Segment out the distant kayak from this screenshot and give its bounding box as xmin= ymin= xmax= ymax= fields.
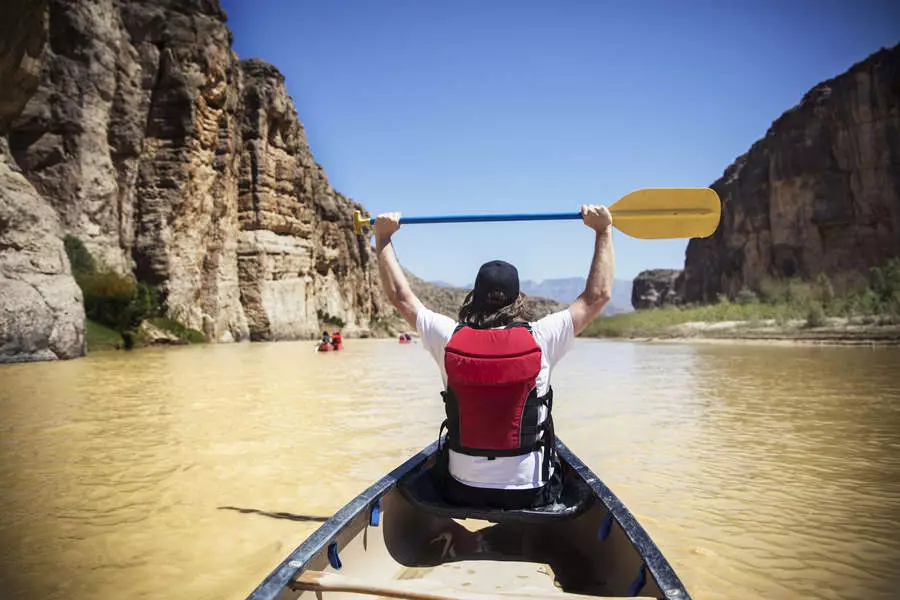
xmin=398 ymin=334 xmax=413 ymax=344
xmin=316 ymin=341 xmax=343 ymax=352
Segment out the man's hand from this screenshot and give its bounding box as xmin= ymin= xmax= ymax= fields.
xmin=581 ymin=205 xmax=612 ymax=233
xmin=374 ymin=212 xmax=401 ymax=247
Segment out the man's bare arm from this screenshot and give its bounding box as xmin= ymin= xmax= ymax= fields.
xmin=374 ymin=213 xmax=425 ymax=329
xmin=569 ymin=205 xmax=614 ymax=335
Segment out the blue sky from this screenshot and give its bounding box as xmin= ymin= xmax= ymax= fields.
xmin=220 ymin=0 xmax=899 ymax=286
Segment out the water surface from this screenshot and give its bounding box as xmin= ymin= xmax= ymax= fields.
xmin=1 ymin=339 xmax=898 ymax=599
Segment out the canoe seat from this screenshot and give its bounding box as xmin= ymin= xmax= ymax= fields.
xmin=397 ymin=463 xmax=594 ymax=524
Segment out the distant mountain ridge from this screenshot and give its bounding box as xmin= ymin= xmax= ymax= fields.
xmin=407 ymin=270 xmax=565 ymax=322
xmin=429 ymin=277 xmax=634 ymax=314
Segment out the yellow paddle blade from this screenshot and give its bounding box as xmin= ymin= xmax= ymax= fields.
xmin=609 ymin=188 xmax=721 ymax=240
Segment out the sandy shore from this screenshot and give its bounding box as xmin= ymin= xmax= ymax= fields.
xmin=613 ymin=318 xmax=900 ymax=347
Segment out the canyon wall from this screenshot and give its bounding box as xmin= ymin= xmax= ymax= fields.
xmin=5 ymin=0 xmax=399 ymax=357
xmin=0 ymin=0 xmax=85 ymax=362
xmin=680 ymin=45 xmax=900 ymax=303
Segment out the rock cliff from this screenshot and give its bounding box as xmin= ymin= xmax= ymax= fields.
xmin=237 ymin=59 xmax=390 ymax=340
xmin=681 ymin=45 xmax=900 ymax=303
xmin=0 ymin=0 xmax=85 ymax=362
xmin=631 ymin=269 xmax=682 ymax=309
xmin=6 ymin=0 xmax=400 ymax=353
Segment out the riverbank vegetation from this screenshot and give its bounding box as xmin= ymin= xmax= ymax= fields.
xmin=584 ymin=260 xmax=900 ymax=342
xmin=64 ymin=236 xmax=205 ymax=352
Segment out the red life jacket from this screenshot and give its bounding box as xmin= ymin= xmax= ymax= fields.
xmin=441 ymin=323 xmax=554 ymax=460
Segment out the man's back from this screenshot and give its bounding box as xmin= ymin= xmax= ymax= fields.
xmin=417 ymin=308 xmax=575 ymax=491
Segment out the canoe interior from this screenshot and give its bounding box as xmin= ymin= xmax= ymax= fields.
xmin=247 ymin=440 xmax=689 ymax=600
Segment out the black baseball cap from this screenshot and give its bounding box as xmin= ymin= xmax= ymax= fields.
xmin=472 ymin=260 xmax=519 ymax=306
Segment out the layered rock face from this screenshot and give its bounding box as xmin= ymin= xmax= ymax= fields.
xmin=0 ymin=0 xmax=85 ymax=362
xmin=237 ymin=59 xmax=393 ymax=340
xmin=7 ymin=0 xmax=399 ymax=349
xmin=631 ymin=269 xmax=682 ymax=309
xmin=681 ymin=45 xmax=900 ymax=303
xmin=11 ymin=0 xmax=251 ymax=341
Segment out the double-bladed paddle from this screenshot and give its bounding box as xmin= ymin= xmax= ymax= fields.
xmin=353 ymin=187 xmax=721 ymax=240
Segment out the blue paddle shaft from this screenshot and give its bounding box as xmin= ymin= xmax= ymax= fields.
xmin=367 ymin=212 xmax=582 ymax=226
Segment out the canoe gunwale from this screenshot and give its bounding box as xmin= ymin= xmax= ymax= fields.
xmin=245 ymin=442 xmax=437 ymax=600
xmin=244 ymin=439 xmax=691 ymax=600
xmin=555 ymin=440 xmax=690 ymax=600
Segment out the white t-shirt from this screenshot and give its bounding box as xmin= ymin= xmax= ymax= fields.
xmin=416 ymin=308 xmax=575 ymax=490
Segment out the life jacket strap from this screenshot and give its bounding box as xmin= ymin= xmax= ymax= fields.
xmin=437 ymin=418 xmax=448 ymax=454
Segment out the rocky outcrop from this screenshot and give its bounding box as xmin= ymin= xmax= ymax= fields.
xmin=137 ymin=320 xmax=185 ymax=345
xmin=681 ymin=45 xmax=900 ymax=303
xmin=6 ymin=0 xmax=402 ymax=355
xmin=632 ymin=269 xmax=682 ymax=309
xmin=0 ymin=0 xmax=85 ymax=363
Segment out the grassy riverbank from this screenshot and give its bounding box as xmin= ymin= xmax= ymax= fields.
xmin=84 ymin=318 xmax=207 ymax=353
xmin=583 ymin=263 xmax=900 ymax=344
xmin=85 ymin=319 xmax=127 ymax=352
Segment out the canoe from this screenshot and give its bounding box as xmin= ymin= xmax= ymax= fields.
xmin=317 ymin=343 xmax=332 ymax=352
xmin=245 ymin=439 xmax=690 ymax=600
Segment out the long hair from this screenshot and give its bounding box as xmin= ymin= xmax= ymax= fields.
xmin=458 ymin=290 xmax=528 ymax=329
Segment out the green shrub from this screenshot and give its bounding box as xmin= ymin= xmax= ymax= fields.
xmin=804 ymin=303 xmax=827 ymax=328
xmin=64 ymin=235 xmax=96 ymax=279
xmin=758 ymin=278 xmax=789 ymax=304
xmin=85 ymin=319 xmax=124 ymax=351
xmin=786 ymin=280 xmax=815 ymax=304
xmin=63 ymin=235 xmax=163 ymax=333
xmin=132 ymin=282 xmax=162 ymax=321
xmin=870 ymin=259 xmax=900 ymax=312
xmin=317 ymin=309 xmax=346 ymax=329
xmin=79 ymin=270 xmax=139 ymax=331
xmin=814 ymin=273 xmax=835 ymax=305
xmin=735 ymin=287 xmax=758 ymax=305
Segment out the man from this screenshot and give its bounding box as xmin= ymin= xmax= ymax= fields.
xmin=374 ymin=205 xmax=613 ymax=509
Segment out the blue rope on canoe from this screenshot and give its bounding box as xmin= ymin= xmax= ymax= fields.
xmin=369 ymin=498 xmax=382 ymax=527
xmin=597 ymin=512 xmax=614 ymax=541
xmin=327 ymin=541 xmax=342 ymax=570
xmin=626 ymin=564 xmax=646 ymax=596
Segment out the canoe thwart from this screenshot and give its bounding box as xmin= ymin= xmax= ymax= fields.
xmin=291 ymin=570 xmax=656 ymax=600
xmin=397 ymin=462 xmax=595 ymax=524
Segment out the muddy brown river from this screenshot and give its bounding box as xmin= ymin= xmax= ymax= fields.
xmin=1 ymin=339 xmax=898 ymax=599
